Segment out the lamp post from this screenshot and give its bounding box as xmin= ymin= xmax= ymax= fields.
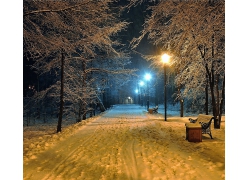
xmin=145 ymin=73 xmax=151 ymax=111
xmin=135 ymin=89 xmax=139 ymax=104
xmin=162 ymin=53 xmax=171 ymax=121
xmin=139 ymin=81 xmax=144 ymax=106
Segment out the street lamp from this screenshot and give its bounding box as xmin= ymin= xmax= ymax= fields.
xmin=162 ymin=53 xmax=171 ymax=121
xmin=144 ymin=73 xmax=151 ymax=111
xmin=139 ymin=81 xmax=144 ymax=86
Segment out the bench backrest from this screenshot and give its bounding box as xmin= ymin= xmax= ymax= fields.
xmin=197 ymin=114 xmax=214 ymax=123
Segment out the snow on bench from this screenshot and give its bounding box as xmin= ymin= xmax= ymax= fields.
xmin=186 ymin=114 xmax=215 ymax=139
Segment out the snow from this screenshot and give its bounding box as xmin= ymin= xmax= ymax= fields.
xmin=22 ymin=104 xmax=226 ymax=180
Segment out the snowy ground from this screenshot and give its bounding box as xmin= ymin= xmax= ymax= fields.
xmin=23 ymin=104 xmax=225 ymax=180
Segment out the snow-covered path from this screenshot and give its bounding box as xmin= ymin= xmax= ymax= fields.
xmin=23 ymin=104 xmax=225 ymax=180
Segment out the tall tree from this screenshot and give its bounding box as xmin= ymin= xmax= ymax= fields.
xmin=24 ymin=0 xmax=135 ymax=132
xmin=131 ymin=0 xmax=225 ymax=127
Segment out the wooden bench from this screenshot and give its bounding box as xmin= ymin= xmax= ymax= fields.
xmin=152 ymin=106 xmax=158 ymax=113
xmin=148 ymin=106 xmax=158 ymax=114
xmin=185 ymin=114 xmax=215 ymax=139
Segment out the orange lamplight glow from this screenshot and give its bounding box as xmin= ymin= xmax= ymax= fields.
xmin=161 ymin=53 xmax=171 ymax=64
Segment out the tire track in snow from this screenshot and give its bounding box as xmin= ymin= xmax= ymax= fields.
xmin=120 ymin=138 xmax=139 ymax=180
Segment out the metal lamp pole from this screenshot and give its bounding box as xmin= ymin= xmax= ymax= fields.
xmin=139 ymin=81 xmax=144 ymax=106
xmin=147 ymin=80 xmax=149 ymax=110
xmin=162 ymin=53 xmax=170 ymax=121
xmin=164 ymin=64 xmax=167 ymax=121
xmin=145 ymin=73 xmax=151 ymax=111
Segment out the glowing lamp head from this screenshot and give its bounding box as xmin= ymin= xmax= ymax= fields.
xmin=139 ymin=81 xmax=144 ymax=86
xmin=145 ymin=73 xmax=151 ymax=81
xmin=162 ymin=53 xmax=171 ymax=64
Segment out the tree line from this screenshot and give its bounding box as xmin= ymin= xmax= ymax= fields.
xmin=23 ymin=0 xmax=225 ymax=131
xmin=23 ymin=0 xmax=137 ymax=132
xmin=131 ymin=0 xmax=225 ymax=128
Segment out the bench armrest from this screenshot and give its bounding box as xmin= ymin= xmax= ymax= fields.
xmin=199 ymin=117 xmax=215 ymax=129
xmin=199 ymin=122 xmax=209 ymax=129
xmin=189 ymin=118 xmax=198 ymax=123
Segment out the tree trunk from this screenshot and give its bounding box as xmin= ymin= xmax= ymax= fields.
xmin=37 ymin=75 xmax=40 ymax=119
xmin=82 ymin=112 xmax=86 ymax=120
xmin=89 ymin=103 xmax=93 ymax=117
xmin=210 ymin=34 xmax=220 ymax=128
xmin=57 ymin=50 xmax=65 ymax=133
xmin=103 ymin=90 xmax=107 ymax=110
xmin=97 ymin=95 xmax=106 ymax=112
xmin=178 ymin=88 xmax=184 ymax=117
xmin=205 ymin=75 xmax=209 ymax=115
xmin=82 ymin=61 xmax=87 ymax=120
xmin=219 ymin=76 xmax=225 ymax=127
xmin=77 ymin=100 xmax=82 ymax=123
xmin=211 ymin=77 xmax=219 ymax=128
xmin=180 ymin=99 xmax=184 ymax=117
xmin=215 ymin=74 xmax=220 ymax=128
xmin=93 ymin=103 xmax=96 ymax=116
xmin=205 ymin=62 xmax=219 ymax=128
